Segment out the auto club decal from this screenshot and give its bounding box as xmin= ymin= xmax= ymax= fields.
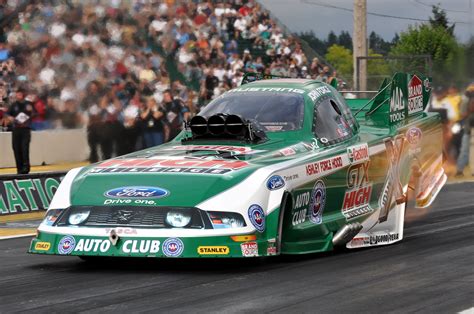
xmin=248 ymin=204 xmax=265 ymax=232
xmin=58 ymin=235 xmax=76 ymax=255
xmin=378 ymin=136 xmax=405 ymax=223
xmin=162 ymin=238 xmax=184 ymax=257
xmin=341 ymin=161 xmax=373 ymax=220
xmin=309 ymin=180 xmax=326 ymax=224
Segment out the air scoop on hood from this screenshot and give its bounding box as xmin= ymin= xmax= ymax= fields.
xmin=184 ymin=114 xmax=268 ymax=143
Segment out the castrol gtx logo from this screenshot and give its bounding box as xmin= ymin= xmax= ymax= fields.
xmin=104 ymin=186 xmax=169 ymax=199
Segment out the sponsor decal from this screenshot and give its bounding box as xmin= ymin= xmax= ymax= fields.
xmin=103 ymin=199 xmax=157 ymax=205
xmin=283 ymin=173 xmax=299 ymax=182
xmin=378 ymin=136 xmax=405 ymax=222
xmin=34 ymin=242 xmax=51 ymax=251
xmin=369 ymin=233 xmax=399 ymax=245
xmin=308 ymin=86 xmax=331 ymax=101
xmin=408 ymin=75 xmax=423 ymax=115
xmin=74 ymin=239 xmax=112 ymax=253
xmin=292 ymin=191 xmax=310 ymax=226
xmin=423 ymin=78 xmax=431 ymax=92
xmin=104 ymin=186 xmax=169 ymax=199
xmin=341 ymin=162 xmax=374 ymax=220
xmin=406 ymin=127 xmax=422 ymax=156
xmin=248 ymin=204 xmax=265 ymax=232
xmin=0 ymin=175 xmax=61 ymax=214
xmin=266 ymin=175 xmax=285 ymax=191
xmin=162 ymin=238 xmax=184 ymax=257
xmin=104 ymin=228 xmax=137 ymax=235
xmin=197 ymin=246 xmax=229 ymax=255
xmin=347 ymin=143 xmax=369 ymax=164
xmin=227 ymin=87 xmax=305 ymax=94
xmin=266 ymin=238 xmax=277 ymax=256
xmin=167 ymin=145 xmax=263 ymax=155
xmin=406 ymin=127 xmax=422 ymax=146
xmin=90 ymin=158 xmax=249 ymax=175
xmin=309 ymin=180 xmax=326 ymax=224
xmin=122 ymin=239 xmax=160 ymax=254
xmin=58 ymin=235 xmax=76 ymax=255
xmin=349 ymin=236 xmax=370 ymax=247
xmin=279 ymin=147 xmax=296 ymax=156
xmin=305 ymin=155 xmax=343 ymax=176
xmin=241 ymin=241 xmax=258 ymax=257
xmin=390 ymin=86 xmax=405 ymax=123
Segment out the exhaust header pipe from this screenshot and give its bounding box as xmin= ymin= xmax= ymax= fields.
xmin=332 ymin=222 xmax=363 ymax=246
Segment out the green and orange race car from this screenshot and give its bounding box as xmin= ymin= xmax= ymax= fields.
xmin=29 ymin=72 xmax=446 ymax=258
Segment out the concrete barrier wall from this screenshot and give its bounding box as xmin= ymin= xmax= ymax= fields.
xmin=0 ymin=129 xmax=89 ymax=168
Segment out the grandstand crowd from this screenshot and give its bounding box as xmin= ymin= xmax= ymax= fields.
xmin=0 ymin=0 xmax=337 ymax=161
xmin=0 ymin=0 xmax=472 ymax=177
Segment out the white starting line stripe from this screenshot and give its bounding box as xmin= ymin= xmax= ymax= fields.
xmin=459 ymin=307 xmax=474 ymax=314
xmin=0 ymin=233 xmax=36 ymax=240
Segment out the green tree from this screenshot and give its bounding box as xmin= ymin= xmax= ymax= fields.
xmin=390 ymin=24 xmax=465 ymax=85
xmin=337 ymin=31 xmax=352 ymax=51
xmin=429 ymin=5 xmax=455 ymax=36
xmin=299 ymin=30 xmax=327 ymax=55
xmin=326 ymin=31 xmax=338 ymax=48
xmin=325 ymin=44 xmax=353 ymax=85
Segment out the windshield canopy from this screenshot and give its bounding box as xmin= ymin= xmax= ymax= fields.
xmin=199 ymin=91 xmax=305 ymax=132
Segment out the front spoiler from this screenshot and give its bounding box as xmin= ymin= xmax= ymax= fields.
xmin=28 ymin=232 xmax=277 ymax=258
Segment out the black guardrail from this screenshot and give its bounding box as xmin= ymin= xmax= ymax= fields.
xmin=0 ymin=172 xmax=66 ymax=215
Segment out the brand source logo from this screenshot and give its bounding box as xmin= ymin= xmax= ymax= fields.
xmin=241 ymin=242 xmax=258 ymax=257
xmin=266 ymin=175 xmax=285 ymax=190
xmin=162 ymin=238 xmax=184 ymax=257
xmin=248 ymin=204 xmax=265 ymax=232
xmin=58 ymin=235 xmax=76 ymax=255
xmin=104 ymin=186 xmax=169 ymax=199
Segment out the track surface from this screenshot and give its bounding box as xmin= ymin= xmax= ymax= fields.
xmin=0 ymin=183 xmax=473 ymax=313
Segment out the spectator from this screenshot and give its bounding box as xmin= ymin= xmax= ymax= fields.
xmin=30 ymin=93 xmax=49 ymax=130
xmin=162 ymin=89 xmax=189 ymax=141
xmin=6 ymin=88 xmax=34 ymax=174
xmin=455 ymin=84 xmax=474 ymax=177
xmin=140 ymin=97 xmax=165 ymax=148
xmin=119 ymin=91 xmax=142 ymax=154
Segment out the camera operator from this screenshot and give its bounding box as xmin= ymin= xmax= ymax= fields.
xmin=6 ymin=88 xmax=35 ymax=174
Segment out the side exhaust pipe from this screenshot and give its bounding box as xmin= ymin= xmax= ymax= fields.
xmin=332 ymin=223 xmax=363 ymax=246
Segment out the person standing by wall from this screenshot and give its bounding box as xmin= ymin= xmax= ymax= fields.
xmin=6 ymin=88 xmax=35 ymax=174
xmin=162 ymin=89 xmax=190 ymax=141
xmin=140 ymin=97 xmax=165 ymax=148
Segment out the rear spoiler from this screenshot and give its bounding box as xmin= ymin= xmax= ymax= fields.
xmin=356 ymin=72 xmax=432 ymax=125
xmin=241 ymin=72 xmax=288 ymax=85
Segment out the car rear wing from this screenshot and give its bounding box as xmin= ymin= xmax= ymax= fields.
xmin=351 ymin=72 xmax=432 ymax=125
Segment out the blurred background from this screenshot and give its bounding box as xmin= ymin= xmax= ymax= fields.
xmin=0 ymin=0 xmax=472 ymax=177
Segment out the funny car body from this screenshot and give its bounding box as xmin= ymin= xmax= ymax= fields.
xmin=29 ymin=72 xmax=446 ymax=259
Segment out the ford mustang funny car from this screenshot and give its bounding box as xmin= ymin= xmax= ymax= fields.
xmin=29 ymin=72 xmax=446 ymax=258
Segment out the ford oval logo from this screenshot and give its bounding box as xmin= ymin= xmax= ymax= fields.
xmin=266 ymin=175 xmax=285 ymax=190
xmin=104 ymin=186 xmax=169 ymax=199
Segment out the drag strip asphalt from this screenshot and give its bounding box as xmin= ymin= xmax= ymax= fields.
xmin=0 ymin=182 xmax=473 ymax=313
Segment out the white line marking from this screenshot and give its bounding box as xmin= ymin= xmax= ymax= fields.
xmin=458 ymin=307 xmax=474 ymax=314
xmin=0 ymin=233 xmax=35 ymax=240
